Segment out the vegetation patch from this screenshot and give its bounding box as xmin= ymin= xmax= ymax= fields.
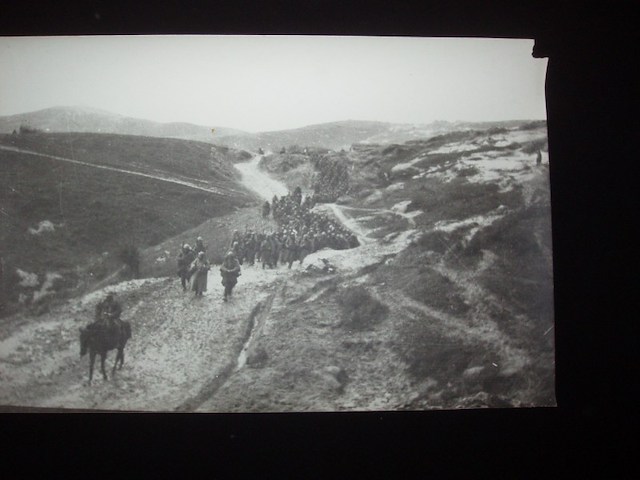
xmin=0 ymin=148 xmax=246 ymax=316
xmin=406 ymin=178 xmax=521 ymax=225
xmin=337 ymin=286 xmax=389 ymax=330
xmin=404 ymin=267 xmax=470 ymax=316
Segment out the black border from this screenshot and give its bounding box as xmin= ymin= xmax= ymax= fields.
xmin=1 ymin=1 xmax=637 ymax=476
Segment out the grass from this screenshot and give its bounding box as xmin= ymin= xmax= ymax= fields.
xmin=337 ymin=285 xmax=389 ymax=330
xmin=406 ymin=177 xmax=522 ymax=225
xmin=0 ymin=141 xmax=251 ymax=315
xmin=0 ymin=132 xmax=246 ymax=188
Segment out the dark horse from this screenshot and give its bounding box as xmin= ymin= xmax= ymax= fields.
xmin=79 ymin=320 xmax=131 ymax=383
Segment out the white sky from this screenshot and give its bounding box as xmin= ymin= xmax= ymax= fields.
xmin=0 ymin=36 xmax=547 ymax=133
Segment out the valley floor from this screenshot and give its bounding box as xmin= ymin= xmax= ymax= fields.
xmin=0 ymin=147 xmax=555 ymax=411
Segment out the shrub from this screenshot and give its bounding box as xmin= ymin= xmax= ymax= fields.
xmin=118 ymin=244 xmax=141 ymax=278
xmin=519 ymin=120 xmax=546 ymax=131
xmin=337 ymin=286 xmax=389 ymax=330
xmin=521 ymin=138 xmax=548 ymax=154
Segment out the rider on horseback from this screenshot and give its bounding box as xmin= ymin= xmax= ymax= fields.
xmin=94 ymin=293 xmax=123 ymax=329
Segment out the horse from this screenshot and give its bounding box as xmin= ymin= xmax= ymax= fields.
xmin=79 ymin=319 xmax=131 ymax=383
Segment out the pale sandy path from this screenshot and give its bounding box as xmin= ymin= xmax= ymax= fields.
xmin=234 ymin=155 xmax=289 ymax=200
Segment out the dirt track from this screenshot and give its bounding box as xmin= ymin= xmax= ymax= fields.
xmin=0 ymin=142 xmax=554 ymax=411
xmin=0 ymin=145 xmax=246 ymax=197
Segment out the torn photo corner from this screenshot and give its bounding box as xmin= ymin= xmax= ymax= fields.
xmin=0 ymin=35 xmax=553 ymax=412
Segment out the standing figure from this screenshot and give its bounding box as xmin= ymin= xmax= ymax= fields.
xmin=260 ymin=235 xmax=274 ymax=269
xmin=244 ymin=233 xmax=257 ymax=266
xmin=536 ymin=149 xmax=542 ymax=165
xmin=232 ymin=241 xmax=243 ymax=265
xmin=189 ymin=251 xmax=210 ymax=297
xmin=220 ymin=251 xmax=241 ymax=302
xmin=177 ymin=244 xmax=196 ymax=291
xmin=285 ymin=234 xmax=297 ymax=269
xmin=194 ymin=236 xmax=207 ymax=256
xmin=229 ymin=230 xmax=242 ymax=250
xmin=293 ymin=186 xmax=302 ymax=206
xmin=298 ymin=235 xmax=312 ymax=265
xmin=272 ymin=233 xmax=283 ymax=267
xmin=262 ymin=201 xmax=271 ymax=218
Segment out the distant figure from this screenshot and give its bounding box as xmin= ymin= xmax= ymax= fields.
xmin=262 ymin=201 xmax=271 ymax=218
xmin=177 ymin=244 xmax=196 ymax=291
xmin=293 ymin=186 xmax=302 ymax=206
xmin=220 ymin=251 xmax=241 ymax=302
xmin=11 ymin=129 xmax=17 ymax=135
xmin=194 ymin=236 xmax=207 ymax=255
xmin=189 ymin=251 xmax=210 ymax=297
xmin=536 ymin=150 xmax=542 ymax=165
xmin=280 ymin=147 xmax=286 ymax=154
xmin=229 ymin=230 xmax=241 ymax=249
xmin=258 ymin=147 xmax=264 ymax=155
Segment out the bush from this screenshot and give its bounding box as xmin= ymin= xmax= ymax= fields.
xmin=521 ymin=138 xmax=548 ymax=154
xmin=118 ymin=244 xmax=140 ymax=278
xmin=337 ymin=286 xmax=389 ymax=330
xmin=519 ymin=120 xmax=546 ymax=131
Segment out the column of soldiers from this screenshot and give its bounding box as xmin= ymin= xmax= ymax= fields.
xmin=173 ymin=185 xmax=360 ymax=302
xmin=232 ymin=186 xmax=360 ymax=271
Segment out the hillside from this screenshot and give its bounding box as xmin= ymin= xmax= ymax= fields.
xmin=0 ymin=120 xmax=554 ymax=412
xmin=216 ymin=119 xmax=546 ymax=152
xmin=0 ymin=106 xmax=248 ymax=143
xmin=0 ymin=132 xmax=257 ymax=317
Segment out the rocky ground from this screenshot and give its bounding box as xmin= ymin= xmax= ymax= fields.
xmin=0 ymin=125 xmax=555 ymax=411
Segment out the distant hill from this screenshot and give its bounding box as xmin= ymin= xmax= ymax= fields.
xmin=0 ymin=106 xmax=545 ymax=153
xmin=0 ymin=106 xmax=249 ymax=143
xmin=216 ymin=119 xmax=546 ymax=152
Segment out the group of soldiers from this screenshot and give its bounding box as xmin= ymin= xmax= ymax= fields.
xmin=176 ymin=236 xmax=241 ymax=301
xmin=310 ymin=156 xmax=351 ymax=203
xmin=235 ymin=188 xmax=360 ymax=270
xmin=172 ymin=186 xmax=359 ymax=301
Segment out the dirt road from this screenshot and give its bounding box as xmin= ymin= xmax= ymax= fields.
xmin=0 ymin=145 xmax=246 ymax=197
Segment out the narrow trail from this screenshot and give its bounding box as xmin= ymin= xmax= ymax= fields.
xmin=0 ymin=145 xmax=247 ymax=197
xmin=323 ymin=203 xmax=373 ymax=244
xmin=234 ymin=155 xmax=289 ymax=200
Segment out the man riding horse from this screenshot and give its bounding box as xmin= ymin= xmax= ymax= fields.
xmin=81 ymin=292 xmax=130 ymax=382
xmin=94 ymin=293 xmax=122 ymax=328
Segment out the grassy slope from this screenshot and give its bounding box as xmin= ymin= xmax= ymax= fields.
xmin=0 ymin=133 xmax=257 ymax=316
xmin=247 ymin=124 xmax=554 ymax=408
xmin=0 ymin=132 xmax=252 ymax=188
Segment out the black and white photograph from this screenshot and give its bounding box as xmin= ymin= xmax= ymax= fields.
xmin=0 ymin=35 xmax=553 ymax=412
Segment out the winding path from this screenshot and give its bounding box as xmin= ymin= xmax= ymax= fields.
xmin=0 ymin=145 xmax=246 ymax=197
xmin=234 ymin=155 xmax=289 ymax=200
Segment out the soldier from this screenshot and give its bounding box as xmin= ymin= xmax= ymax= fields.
xmin=244 ymin=232 xmax=257 ymax=266
xmin=94 ymin=293 xmax=122 ymax=329
xmin=229 ymin=230 xmax=242 ymax=249
xmin=536 ymin=149 xmax=542 ymax=165
xmin=280 ymin=234 xmax=290 ymax=265
xmin=298 ymin=234 xmax=312 ymax=265
xmin=194 ymin=237 xmax=207 ymax=256
xmin=177 ymin=244 xmax=196 ymax=291
xmin=262 ymin=201 xmax=271 ymax=218
xmin=220 ymin=251 xmax=241 ymax=302
xmin=272 ymin=233 xmax=282 ymax=267
xmin=286 ymin=235 xmax=299 ymax=269
xmin=260 ymin=235 xmax=274 ymax=269
xmin=189 ymin=251 xmax=210 ymax=297
xmin=255 ymin=232 xmax=265 ymax=263
xmin=232 ymin=241 xmax=243 ymax=264
xmin=293 ymin=186 xmax=302 ymax=206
